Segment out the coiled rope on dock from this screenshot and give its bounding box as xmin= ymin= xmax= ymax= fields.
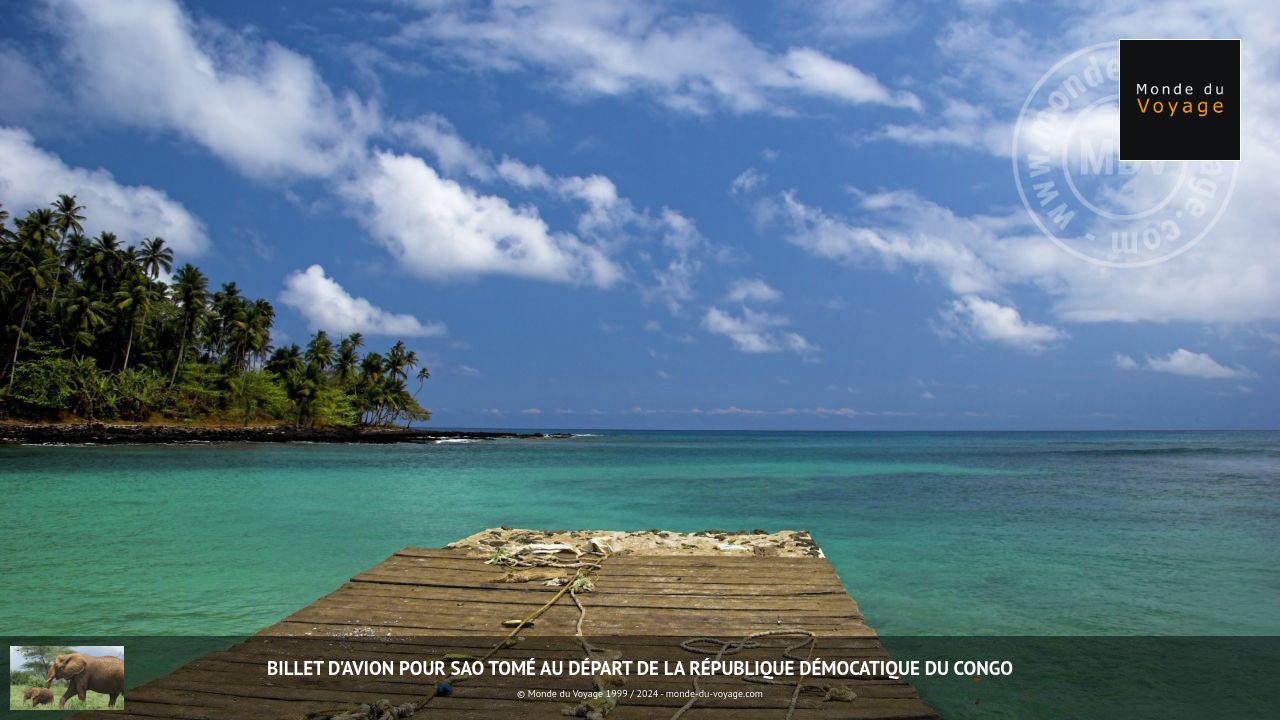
xmin=297 ymin=546 xmax=610 ymax=720
xmin=669 ymin=630 xmax=857 ymax=720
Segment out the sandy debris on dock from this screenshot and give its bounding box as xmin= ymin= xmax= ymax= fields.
xmin=447 ymin=527 xmax=824 ymax=558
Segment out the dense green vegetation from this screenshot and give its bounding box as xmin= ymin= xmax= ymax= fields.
xmin=0 ymin=195 xmax=429 ymax=427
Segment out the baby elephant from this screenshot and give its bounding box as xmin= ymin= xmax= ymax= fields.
xmin=24 ymin=686 xmax=54 ymax=707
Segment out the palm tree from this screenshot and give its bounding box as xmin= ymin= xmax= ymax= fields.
xmin=51 ymin=195 xmax=85 ymax=248
xmin=385 ymin=340 xmax=418 ymax=382
xmin=266 ymin=344 xmax=303 ymax=377
xmin=244 ymin=299 xmax=275 ymax=370
xmin=414 ymin=366 xmax=430 ymax=398
xmin=61 ymin=287 xmax=109 ymax=359
xmin=4 ymin=210 xmax=59 ymax=389
xmin=333 ymin=335 xmax=361 ymax=387
xmin=283 ymin=366 xmax=319 ymax=428
xmin=81 ymin=231 xmax=123 ymax=293
xmin=63 ymin=233 xmax=92 ymax=277
xmin=208 ymin=282 xmax=242 ymax=363
xmin=169 ymin=263 xmax=208 ymax=386
xmin=138 ymin=237 xmax=174 ymax=280
xmin=113 ymin=270 xmax=155 ymax=371
xmin=49 ymin=194 xmax=85 ymax=297
xmin=304 ymin=330 xmax=334 ymax=372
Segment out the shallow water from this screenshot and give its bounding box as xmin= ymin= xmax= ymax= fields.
xmin=2 ymin=431 xmax=1277 ymax=716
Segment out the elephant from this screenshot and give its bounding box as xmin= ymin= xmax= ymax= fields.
xmin=44 ymin=652 xmax=125 ymax=709
xmin=23 ymin=686 xmax=54 ymax=707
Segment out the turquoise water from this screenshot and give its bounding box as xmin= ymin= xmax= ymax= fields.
xmin=2 ymin=431 xmax=1277 ymax=716
xmin=1 ymin=431 xmax=1276 ymax=636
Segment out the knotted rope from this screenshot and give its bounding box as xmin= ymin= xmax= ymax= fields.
xmin=297 ymin=547 xmax=610 ymax=720
xmin=669 ymin=629 xmax=857 ymax=720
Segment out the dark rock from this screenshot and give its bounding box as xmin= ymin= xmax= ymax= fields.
xmin=0 ymin=423 xmax=563 ymax=446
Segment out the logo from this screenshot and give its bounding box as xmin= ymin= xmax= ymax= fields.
xmin=1013 ymin=41 xmax=1238 ymax=267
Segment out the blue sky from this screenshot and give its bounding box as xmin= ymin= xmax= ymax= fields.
xmin=0 ymin=0 xmax=1275 ymax=430
xmin=9 ymin=646 xmax=124 ymax=672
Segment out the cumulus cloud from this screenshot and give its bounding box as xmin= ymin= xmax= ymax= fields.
xmin=1118 ymin=348 xmax=1254 ymax=380
xmin=493 ymin=157 xmax=712 ymax=309
xmin=394 ymin=0 xmax=919 ymax=114
xmin=30 ymin=0 xmax=710 ymax=298
xmin=822 ymin=0 xmax=1280 ymax=334
xmin=46 ymin=0 xmax=374 ymax=179
xmin=725 ymin=278 xmax=781 ymax=303
xmin=776 ymin=183 xmax=1280 ymax=326
xmin=780 ymin=190 xmax=1000 ymax=296
xmin=393 ymin=113 xmax=494 ymax=181
xmin=279 ymin=265 xmax=446 ymax=337
xmin=939 ymin=295 xmax=1066 ymax=353
xmin=341 ymin=151 xmax=623 ymax=286
xmin=703 ymin=306 xmax=817 ymax=356
xmin=0 ymin=126 xmax=207 ymax=255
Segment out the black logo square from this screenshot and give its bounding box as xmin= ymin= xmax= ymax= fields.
xmin=1120 ymin=39 xmax=1240 ymax=161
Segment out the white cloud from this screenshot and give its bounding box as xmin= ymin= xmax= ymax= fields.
xmin=777 ymin=183 xmax=1280 ymax=326
xmin=693 ymin=406 xmax=878 ymax=418
xmin=1119 ymin=348 xmax=1255 ymax=380
xmin=279 ymin=264 xmax=446 ymax=337
xmin=395 ymin=0 xmax=919 ymax=115
xmin=36 ymin=0 xmax=715 ymax=303
xmin=699 ymin=406 xmax=770 ymax=416
xmin=780 ymin=190 xmax=1000 ymax=296
xmin=1114 ymin=353 xmax=1139 ymax=370
xmin=831 ymin=0 xmax=1280 ymax=332
xmin=725 ymin=278 xmax=781 ymax=303
xmin=788 ymin=0 xmax=916 ymax=42
xmin=394 ymin=113 xmax=493 ymax=180
xmin=730 ymin=168 xmax=766 ymax=194
xmin=703 ymin=306 xmax=818 ymax=356
xmin=939 ymin=295 xmax=1066 ymax=353
xmin=341 ymin=150 xmax=623 ymax=286
xmin=0 ymin=126 xmax=208 ymax=255
xmin=521 ymin=407 xmax=542 ymax=415
xmin=47 ymin=0 xmax=374 ymax=180
xmin=492 ymin=156 xmax=711 ymax=308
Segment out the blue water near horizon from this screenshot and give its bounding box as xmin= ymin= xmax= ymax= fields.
xmin=2 ymin=429 xmax=1276 ymax=640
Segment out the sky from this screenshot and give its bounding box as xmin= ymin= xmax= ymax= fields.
xmin=0 ymin=0 xmax=1275 ymax=430
xmin=9 ymin=646 xmax=125 ymax=672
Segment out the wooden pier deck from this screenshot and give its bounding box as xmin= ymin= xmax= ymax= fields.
xmin=72 ymin=533 xmax=939 ymax=719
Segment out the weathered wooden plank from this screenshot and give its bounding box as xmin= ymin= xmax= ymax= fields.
xmin=70 ymin=542 xmax=936 ymax=720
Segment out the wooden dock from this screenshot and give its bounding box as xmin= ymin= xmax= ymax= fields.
xmin=72 ymin=532 xmax=939 ymax=719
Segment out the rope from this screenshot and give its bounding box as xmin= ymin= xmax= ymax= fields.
xmin=561 ymin=583 xmax=618 ymax=719
xmin=669 ymin=629 xmax=856 ymax=720
xmin=298 ymin=549 xmax=610 ymax=720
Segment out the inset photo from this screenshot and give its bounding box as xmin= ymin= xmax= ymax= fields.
xmin=9 ymin=646 xmax=124 ymax=711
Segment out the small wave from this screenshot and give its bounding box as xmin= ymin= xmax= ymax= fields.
xmin=572 ymin=433 xmax=603 ymax=437
xmin=1056 ymin=446 xmax=1275 ymax=458
xmin=434 ymin=438 xmax=478 ymax=444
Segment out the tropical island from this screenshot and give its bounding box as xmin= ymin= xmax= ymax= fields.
xmin=0 ymin=194 xmax=547 ymax=444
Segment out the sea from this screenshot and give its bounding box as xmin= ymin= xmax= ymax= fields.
xmin=2 ymin=430 xmax=1277 ymax=718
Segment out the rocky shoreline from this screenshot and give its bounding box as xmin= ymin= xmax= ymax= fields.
xmin=0 ymin=422 xmax=570 ymax=445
